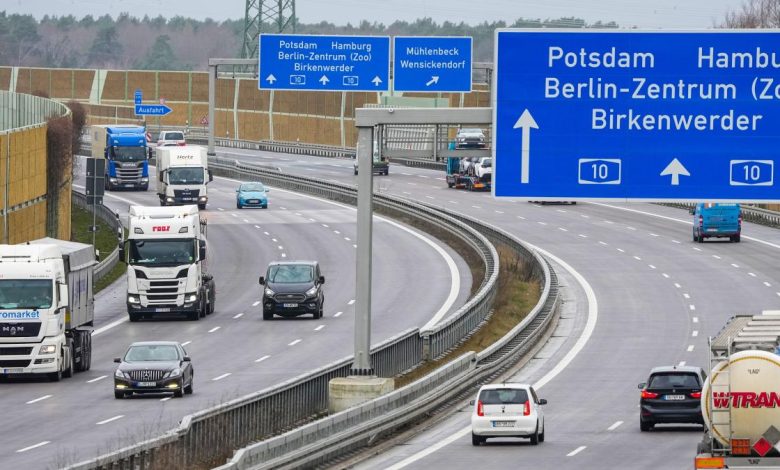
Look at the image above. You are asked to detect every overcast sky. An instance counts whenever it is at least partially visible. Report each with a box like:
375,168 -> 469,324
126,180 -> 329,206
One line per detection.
2,0 -> 745,28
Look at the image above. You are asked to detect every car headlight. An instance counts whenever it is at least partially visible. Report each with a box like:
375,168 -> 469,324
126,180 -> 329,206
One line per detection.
305,286 -> 318,297
127,295 -> 140,304
164,368 -> 182,378
110,178 -> 118,182
166,197 -> 174,202
114,369 -> 126,378
141,177 -> 149,182
198,196 -> 207,202
185,293 -> 198,303
264,287 -> 275,297
39,345 -> 56,355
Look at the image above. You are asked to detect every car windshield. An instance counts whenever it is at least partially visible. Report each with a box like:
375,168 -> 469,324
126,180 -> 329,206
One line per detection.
110,146 -> 147,162
459,128 -> 483,135
482,159 -> 492,167
648,372 -> 700,389
268,265 -> 314,283
124,345 -> 180,362
0,279 -> 53,309
162,132 -> 184,141
129,239 -> 195,267
479,388 -> 529,405
240,183 -> 265,192
168,167 -> 204,185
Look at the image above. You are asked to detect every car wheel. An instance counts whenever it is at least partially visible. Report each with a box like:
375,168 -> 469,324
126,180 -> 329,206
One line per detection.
471,433 -> 484,446
732,234 -> 741,243
174,384 -> 184,398
539,423 -> 545,442
354,168 -> 358,175
184,375 -> 194,395
530,423 -> 540,445
263,309 -> 272,320
640,419 -> 653,432
114,391 -> 126,399
236,201 -> 242,209
692,231 -> 698,242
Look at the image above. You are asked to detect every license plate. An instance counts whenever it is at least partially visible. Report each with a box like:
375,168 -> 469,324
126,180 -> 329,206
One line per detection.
155,307 -> 171,313
125,184 -> 134,187
2,368 -> 23,374
249,199 -> 259,203
283,303 -> 298,308
707,228 -> 718,232
492,421 -> 515,428
664,394 -> 685,401
137,382 -> 156,387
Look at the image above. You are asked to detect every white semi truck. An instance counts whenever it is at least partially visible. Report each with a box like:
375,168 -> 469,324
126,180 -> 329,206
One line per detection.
696,311 -> 780,469
156,145 -> 212,210
120,205 -> 215,322
0,238 -> 96,381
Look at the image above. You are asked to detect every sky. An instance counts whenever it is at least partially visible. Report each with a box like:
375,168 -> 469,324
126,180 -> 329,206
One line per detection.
1,0 -> 745,28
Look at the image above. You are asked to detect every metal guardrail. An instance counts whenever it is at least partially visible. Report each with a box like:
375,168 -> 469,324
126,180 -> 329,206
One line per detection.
0,91 -> 71,132
72,191 -> 120,282
660,202 -> 780,229
64,156 -> 506,470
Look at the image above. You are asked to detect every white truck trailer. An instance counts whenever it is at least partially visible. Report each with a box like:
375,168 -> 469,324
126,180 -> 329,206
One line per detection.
0,238 -> 96,381
156,145 -> 212,210
120,205 -> 215,322
696,311 -> 780,469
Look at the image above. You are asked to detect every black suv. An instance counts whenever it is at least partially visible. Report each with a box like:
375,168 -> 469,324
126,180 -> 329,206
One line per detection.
638,365 -> 707,431
259,261 -> 324,320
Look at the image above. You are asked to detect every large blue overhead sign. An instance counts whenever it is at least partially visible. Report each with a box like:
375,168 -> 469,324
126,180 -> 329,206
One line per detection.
493,30 -> 780,202
259,34 -> 390,91
393,36 -> 472,92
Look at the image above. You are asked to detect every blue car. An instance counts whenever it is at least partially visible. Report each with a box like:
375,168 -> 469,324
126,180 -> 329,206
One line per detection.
236,182 -> 269,209
691,203 -> 741,243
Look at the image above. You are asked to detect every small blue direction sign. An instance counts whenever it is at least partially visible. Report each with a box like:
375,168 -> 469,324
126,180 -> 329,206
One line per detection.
134,89 -> 142,105
259,34 -> 390,91
393,36 -> 472,92
493,30 -> 780,203
135,104 -> 172,116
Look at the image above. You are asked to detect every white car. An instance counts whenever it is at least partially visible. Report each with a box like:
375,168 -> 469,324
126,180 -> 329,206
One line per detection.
475,157 -> 492,180
470,383 -> 546,446
157,130 -> 186,147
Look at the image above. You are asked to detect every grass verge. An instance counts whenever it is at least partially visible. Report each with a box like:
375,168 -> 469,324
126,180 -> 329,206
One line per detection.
71,202 -> 125,293
395,245 -> 540,388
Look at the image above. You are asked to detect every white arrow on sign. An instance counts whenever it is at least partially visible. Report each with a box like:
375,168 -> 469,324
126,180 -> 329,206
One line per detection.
513,109 -> 539,184
425,76 -> 440,87
371,76 -> 382,86
319,75 -> 330,85
265,74 -> 276,84
660,158 -> 690,185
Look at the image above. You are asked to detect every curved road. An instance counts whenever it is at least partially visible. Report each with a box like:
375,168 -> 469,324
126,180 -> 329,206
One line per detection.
218,148 -> 780,470
0,159 -> 471,468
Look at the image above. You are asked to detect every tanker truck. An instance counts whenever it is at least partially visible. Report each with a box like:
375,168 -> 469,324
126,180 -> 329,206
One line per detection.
696,311 -> 780,469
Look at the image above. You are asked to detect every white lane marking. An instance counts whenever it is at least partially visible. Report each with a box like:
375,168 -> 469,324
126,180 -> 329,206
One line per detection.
683,293 -> 691,299
662,273 -> 670,278
679,361 -> 687,367
567,446 -> 587,457
403,191 -> 412,195
732,263 -> 740,268
516,215 -> 526,220
598,241 -> 608,246
243,219 -> 249,223
279,206 -> 287,210
255,355 -> 270,363
254,225 -> 261,229
764,282 -> 772,287
674,283 -> 682,289
322,224 -> 329,228
272,238 -> 278,242
449,200 -> 459,204
314,325 -> 325,331
627,226 -> 637,231
407,182 -> 417,186
334,311 -> 343,317
777,292 -> 780,297
633,256 -> 642,261
87,375 -> 107,384
495,210 -> 504,214
578,234 -> 588,238
233,313 -> 244,319
472,205 -> 481,209
749,272 -> 757,277
281,253 -> 287,258
295,212 -> 302,216
16,441 -> 50,453
556,209 -> 567,213
617,248 -> 625,253
288,339 -> 302,346
672,240 -> 681,244
334,230 -> 341,234
689,305 -> 696,311
212,373 -> 231,381
208,326 -> 221,333
537,222 -> 548,226
264,231 -> 270,236
309,218 -> 317,222
385,231 -> 599,470
181,341 -> 192,346
693,317 -> 699,323
26,395 -> 52,405
581,214 -> 590,219
160,397 -> 172,402
344,237 -> 351,241
693,247 -> 702,252
604,220 -> 614,224
426,196 -> 435,200
252,301 -> 261,307
348,299 -> 355,305
231,213 -> 237,218
558,227 -> 568,232
712,255 -> 721,260
648,265 -> 656,270
277,245 -> 284,250
607,421 -> 623,431
353,244 -> 357,248
687,345 -> 695,352
692,331 -> 699,337
93,317 -> 128,336
218,208 -> 224,211
650,233 -> 659,237
97,415 -> 125,425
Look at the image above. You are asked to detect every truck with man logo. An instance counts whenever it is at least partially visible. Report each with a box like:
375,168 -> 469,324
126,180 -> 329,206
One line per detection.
0,238 -> 96,381
90,125 -> 151,191
120,205 -> 215,322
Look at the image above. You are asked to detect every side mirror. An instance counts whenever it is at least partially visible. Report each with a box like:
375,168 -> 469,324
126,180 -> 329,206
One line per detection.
258,276 -> 265,285
469,400 -> 475,406
208,169 -> 213,182
118,244 -> 125,263
58,282 -> 69,308
235,188 -> 240,193
637,382 -> 646,390
113,357 -> 121,363
265,188 -> 270,193
159,169 -> 164,183
182,356 -> 191,362
147,148 -> 152,160
689,208 -> 695,215
538,398 -> 548,405
199,243 -> 207,261
319,275 -> 325,285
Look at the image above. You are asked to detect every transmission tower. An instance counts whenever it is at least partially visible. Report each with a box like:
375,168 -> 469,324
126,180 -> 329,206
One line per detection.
242,0 -> 296,60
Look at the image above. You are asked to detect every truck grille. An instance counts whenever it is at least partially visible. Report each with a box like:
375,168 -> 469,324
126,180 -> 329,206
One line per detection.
0,347 -> 32,355
145,280 -> 181,303
0,360 -> 31,368
128,370 -> 166,381
273,293 -> 306,303
0,323 -> 41,337
173,189 -> 200,201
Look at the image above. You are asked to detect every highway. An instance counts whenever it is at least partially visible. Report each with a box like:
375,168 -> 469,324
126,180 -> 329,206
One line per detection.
216,147 -> 780,469
0,160 -> 471,468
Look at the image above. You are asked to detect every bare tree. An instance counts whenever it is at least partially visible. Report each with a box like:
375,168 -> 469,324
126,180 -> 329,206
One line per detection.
723,0 -> 780,27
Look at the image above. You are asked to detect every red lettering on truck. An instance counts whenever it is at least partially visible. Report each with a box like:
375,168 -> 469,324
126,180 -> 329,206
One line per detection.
152,226 -> 171,232
713,391 -> 780,408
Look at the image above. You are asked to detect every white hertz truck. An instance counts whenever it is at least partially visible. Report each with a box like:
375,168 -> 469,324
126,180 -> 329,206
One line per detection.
156,145 -> 212,210
120,205 -> 215,322
0,238 -> 95,381
696,311 -> 780,469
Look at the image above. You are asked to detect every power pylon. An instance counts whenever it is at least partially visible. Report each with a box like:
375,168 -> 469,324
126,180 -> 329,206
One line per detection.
242,0 -> 296,59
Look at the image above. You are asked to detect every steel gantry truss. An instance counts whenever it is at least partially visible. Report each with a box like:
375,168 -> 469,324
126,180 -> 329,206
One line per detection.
241,0 -> 297,60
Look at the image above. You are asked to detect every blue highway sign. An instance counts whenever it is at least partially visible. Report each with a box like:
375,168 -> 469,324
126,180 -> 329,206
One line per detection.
134,89 -> 142,105
493,30 -> 780,202
259,34 -> 390,91
135,104 -> 172,116
393,36 -> 472,92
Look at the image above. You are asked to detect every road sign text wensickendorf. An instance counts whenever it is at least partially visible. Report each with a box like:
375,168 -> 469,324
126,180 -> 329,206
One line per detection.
259,34 -> 390,91
493,30 -> 780,202
393,36 -> 472,92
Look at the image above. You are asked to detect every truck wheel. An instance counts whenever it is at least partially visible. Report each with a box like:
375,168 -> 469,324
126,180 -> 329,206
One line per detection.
208,289 -> 216,315
198,204 -> 206,210
354,168 -> 358,175
447,183 -> 454,188
188,309 -> 200,321
63,341 -> 74,378
141,184 -> 149,191
128,312 -> 141,322
47,369 -> 62,382
83,331 -> 92,371
159,199 -> 166,206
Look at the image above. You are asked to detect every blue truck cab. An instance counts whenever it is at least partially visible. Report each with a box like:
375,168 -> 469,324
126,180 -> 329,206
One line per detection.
90,125 -> 150,191
691,203 -> 741,243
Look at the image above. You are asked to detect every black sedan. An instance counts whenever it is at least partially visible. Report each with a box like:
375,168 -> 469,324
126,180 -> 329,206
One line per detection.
113,341 -> 194,398
638,365 -> 706,431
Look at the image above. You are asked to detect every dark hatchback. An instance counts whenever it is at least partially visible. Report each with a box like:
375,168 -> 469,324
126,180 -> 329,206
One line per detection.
114,341 -> 194,398
259,261 -> 324,320
638,365 -> 706,431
